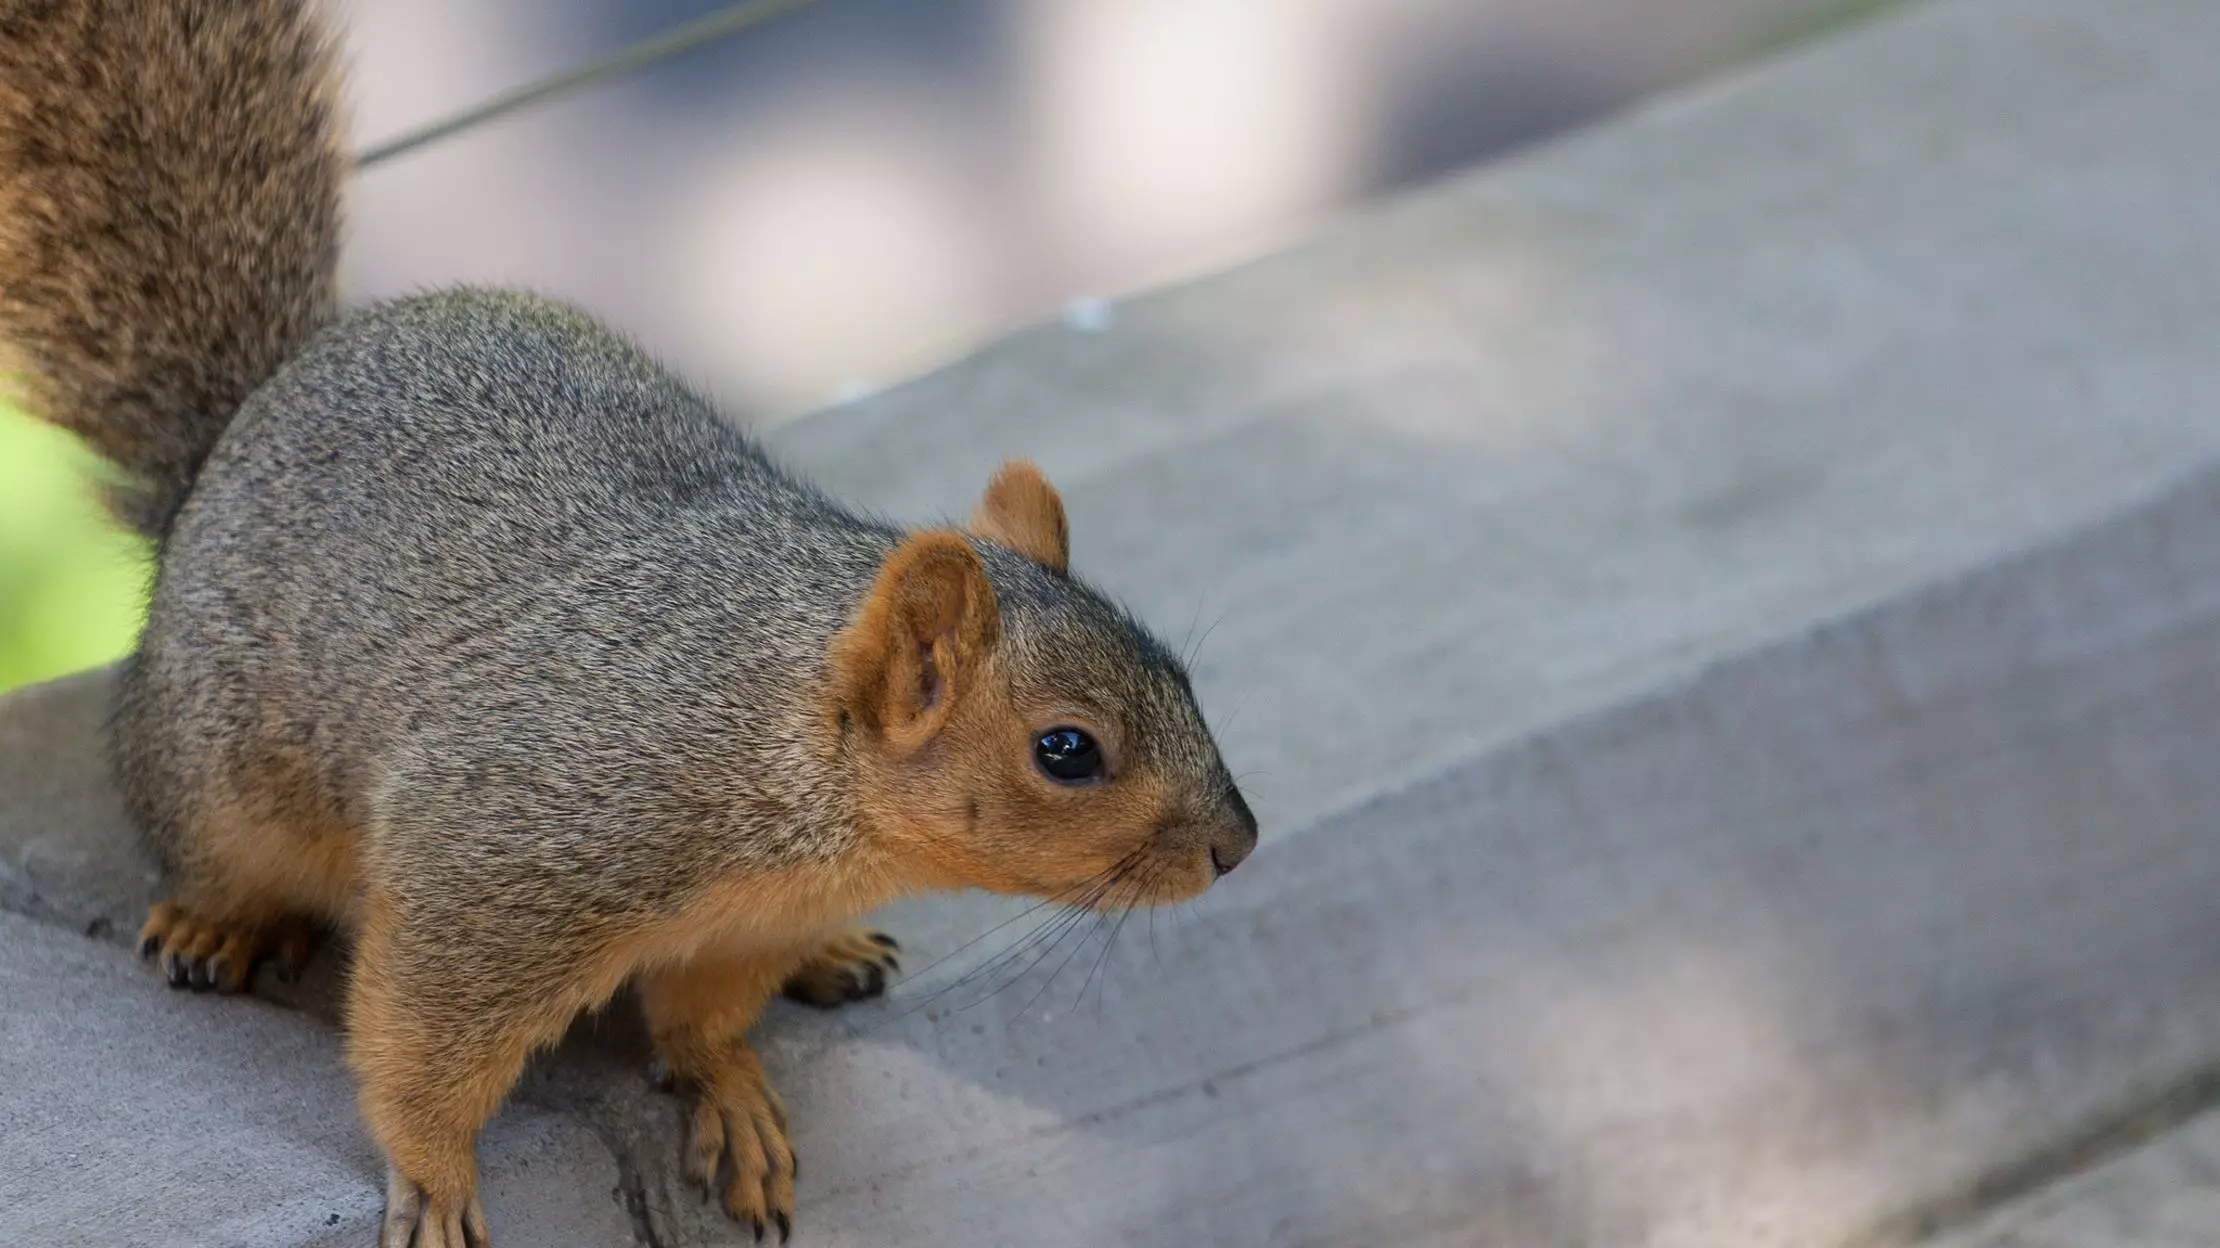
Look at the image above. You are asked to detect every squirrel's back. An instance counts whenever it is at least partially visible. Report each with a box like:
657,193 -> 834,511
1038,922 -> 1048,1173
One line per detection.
0,0 -> 919,873
143,288 -> 903,863
0,0 -> 345,537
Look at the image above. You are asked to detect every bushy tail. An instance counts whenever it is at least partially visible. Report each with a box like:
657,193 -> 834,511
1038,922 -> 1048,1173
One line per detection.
0,0 -> 347,537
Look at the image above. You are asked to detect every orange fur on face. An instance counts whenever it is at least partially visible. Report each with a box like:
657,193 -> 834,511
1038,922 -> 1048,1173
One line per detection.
969,458 -> 1069,574
831,520 -> 1221,911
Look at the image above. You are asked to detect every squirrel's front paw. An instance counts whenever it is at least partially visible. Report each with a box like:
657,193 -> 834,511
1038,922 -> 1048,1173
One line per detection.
380,1163 -> 489,1248
781,929 -> 899,1009
679,1043 -> 795,1242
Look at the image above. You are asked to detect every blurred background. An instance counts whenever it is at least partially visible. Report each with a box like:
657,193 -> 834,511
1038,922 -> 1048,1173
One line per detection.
0,0 -> 1902,693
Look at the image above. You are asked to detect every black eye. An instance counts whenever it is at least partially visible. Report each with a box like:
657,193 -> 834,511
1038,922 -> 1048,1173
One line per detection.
1033,727 -> 1104,784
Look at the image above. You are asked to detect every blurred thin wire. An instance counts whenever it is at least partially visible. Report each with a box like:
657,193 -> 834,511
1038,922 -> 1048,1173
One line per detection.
355,0 -> 821,169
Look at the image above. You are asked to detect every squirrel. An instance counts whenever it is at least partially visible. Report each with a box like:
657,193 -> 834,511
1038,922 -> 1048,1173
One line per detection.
0,3 -> 1257,1245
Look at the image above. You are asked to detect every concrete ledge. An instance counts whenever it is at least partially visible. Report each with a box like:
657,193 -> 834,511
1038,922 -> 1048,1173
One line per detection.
740,465 -> 2220,1246
773,0 -> 2220,835
1926,1100 -> 2220,1247
19,464 -> 2220,1245
10,0 -> 2220,1244
0,909 -> 638,1247
0,667 -> 155,938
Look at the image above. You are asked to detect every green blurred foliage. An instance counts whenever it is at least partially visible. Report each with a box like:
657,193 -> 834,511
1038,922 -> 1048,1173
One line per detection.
0,404 -> 148,693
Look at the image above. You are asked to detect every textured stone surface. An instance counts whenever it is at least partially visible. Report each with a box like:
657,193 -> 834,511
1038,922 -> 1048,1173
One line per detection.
10,0 -> 2220,1245
732,467 -> 2220,1247
0,910 -> 638,1248
772,0 -> 2220,838
0,668 -> 158,939
1927,1106 -> 2220,1248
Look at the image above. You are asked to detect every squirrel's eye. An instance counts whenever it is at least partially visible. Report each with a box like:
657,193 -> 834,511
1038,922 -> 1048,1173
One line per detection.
1033,727 -> 1104,784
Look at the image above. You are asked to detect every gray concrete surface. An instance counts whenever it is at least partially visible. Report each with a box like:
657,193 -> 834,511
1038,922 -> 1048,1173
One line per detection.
774,0 -> 2220,839
10,0 -> 2220,1244
1923,1101 -> 2220,1247
0,667 -> 157,939
0,908 -> 640,1247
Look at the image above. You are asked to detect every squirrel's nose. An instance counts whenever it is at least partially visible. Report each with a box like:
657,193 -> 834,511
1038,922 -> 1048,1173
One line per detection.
1209,788 -> 1260,877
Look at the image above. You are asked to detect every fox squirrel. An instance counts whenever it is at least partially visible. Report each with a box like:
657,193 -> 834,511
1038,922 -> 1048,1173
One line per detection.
0,3 -> 1257,1244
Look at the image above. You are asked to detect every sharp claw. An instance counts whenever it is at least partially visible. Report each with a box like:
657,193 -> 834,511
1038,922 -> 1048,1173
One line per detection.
863,966 -> 886,997
869,932 -> 898,949
776,1212 -> 791,1242
138,934 -> 160,958
164,953 -> 191,987
752,1216 -> 766,1242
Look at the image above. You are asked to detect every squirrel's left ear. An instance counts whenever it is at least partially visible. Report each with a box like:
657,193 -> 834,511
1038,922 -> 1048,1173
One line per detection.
830,530 -> 1001,752
970,459 -> 1069,574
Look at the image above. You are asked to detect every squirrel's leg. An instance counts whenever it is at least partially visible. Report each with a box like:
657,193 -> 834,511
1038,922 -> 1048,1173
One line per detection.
639,952 -> 806,1242
780,927 -> 901,1008
348,893 -> 567,1248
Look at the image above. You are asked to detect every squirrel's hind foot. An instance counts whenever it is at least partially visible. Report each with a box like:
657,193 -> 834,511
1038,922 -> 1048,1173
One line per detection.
781,930 -> 900,1009
135,902 -> 313,994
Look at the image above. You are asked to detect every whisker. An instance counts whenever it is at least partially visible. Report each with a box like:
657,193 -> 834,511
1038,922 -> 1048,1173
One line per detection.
890,906 -> 1090,1024
1218,693 -> 1252,733
1079,891 -> 1139,1019
937,850 -> 1151,1017
853,845 -> 1166,1038
930,887 -> 1108,1004
980,905 -> 1101,1017
1017,907 -> 1111,1018
1185,612 -> 1227,669
888,879 -> 1096,989
1009,850 -> 1154,1018
878,867 -> 1131,1024
1146,896 -> 1162,969
1179,599 -> 1206,666
1083,853 -> 1167,1015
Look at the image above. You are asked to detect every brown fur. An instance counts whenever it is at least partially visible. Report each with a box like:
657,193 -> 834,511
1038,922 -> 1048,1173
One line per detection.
970,458 -> 1071,573
349,855 -> 905,1241
0,4 -> 1258,1243
0,0 -> 345,536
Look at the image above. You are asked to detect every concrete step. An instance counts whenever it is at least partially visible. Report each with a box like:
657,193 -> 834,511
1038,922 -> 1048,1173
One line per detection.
0,906 -> 640,1247
1921,1097 -> 2220,1247
769,0 -> 2220,842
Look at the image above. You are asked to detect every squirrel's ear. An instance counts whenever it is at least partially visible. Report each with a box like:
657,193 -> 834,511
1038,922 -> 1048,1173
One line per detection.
830,530 -> 1001,750
969,459 -> 1069,574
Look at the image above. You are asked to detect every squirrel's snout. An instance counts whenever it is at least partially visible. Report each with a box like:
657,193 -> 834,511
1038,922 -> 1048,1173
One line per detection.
1209,843 -> 1244,877
1208,789 -> 1260,877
